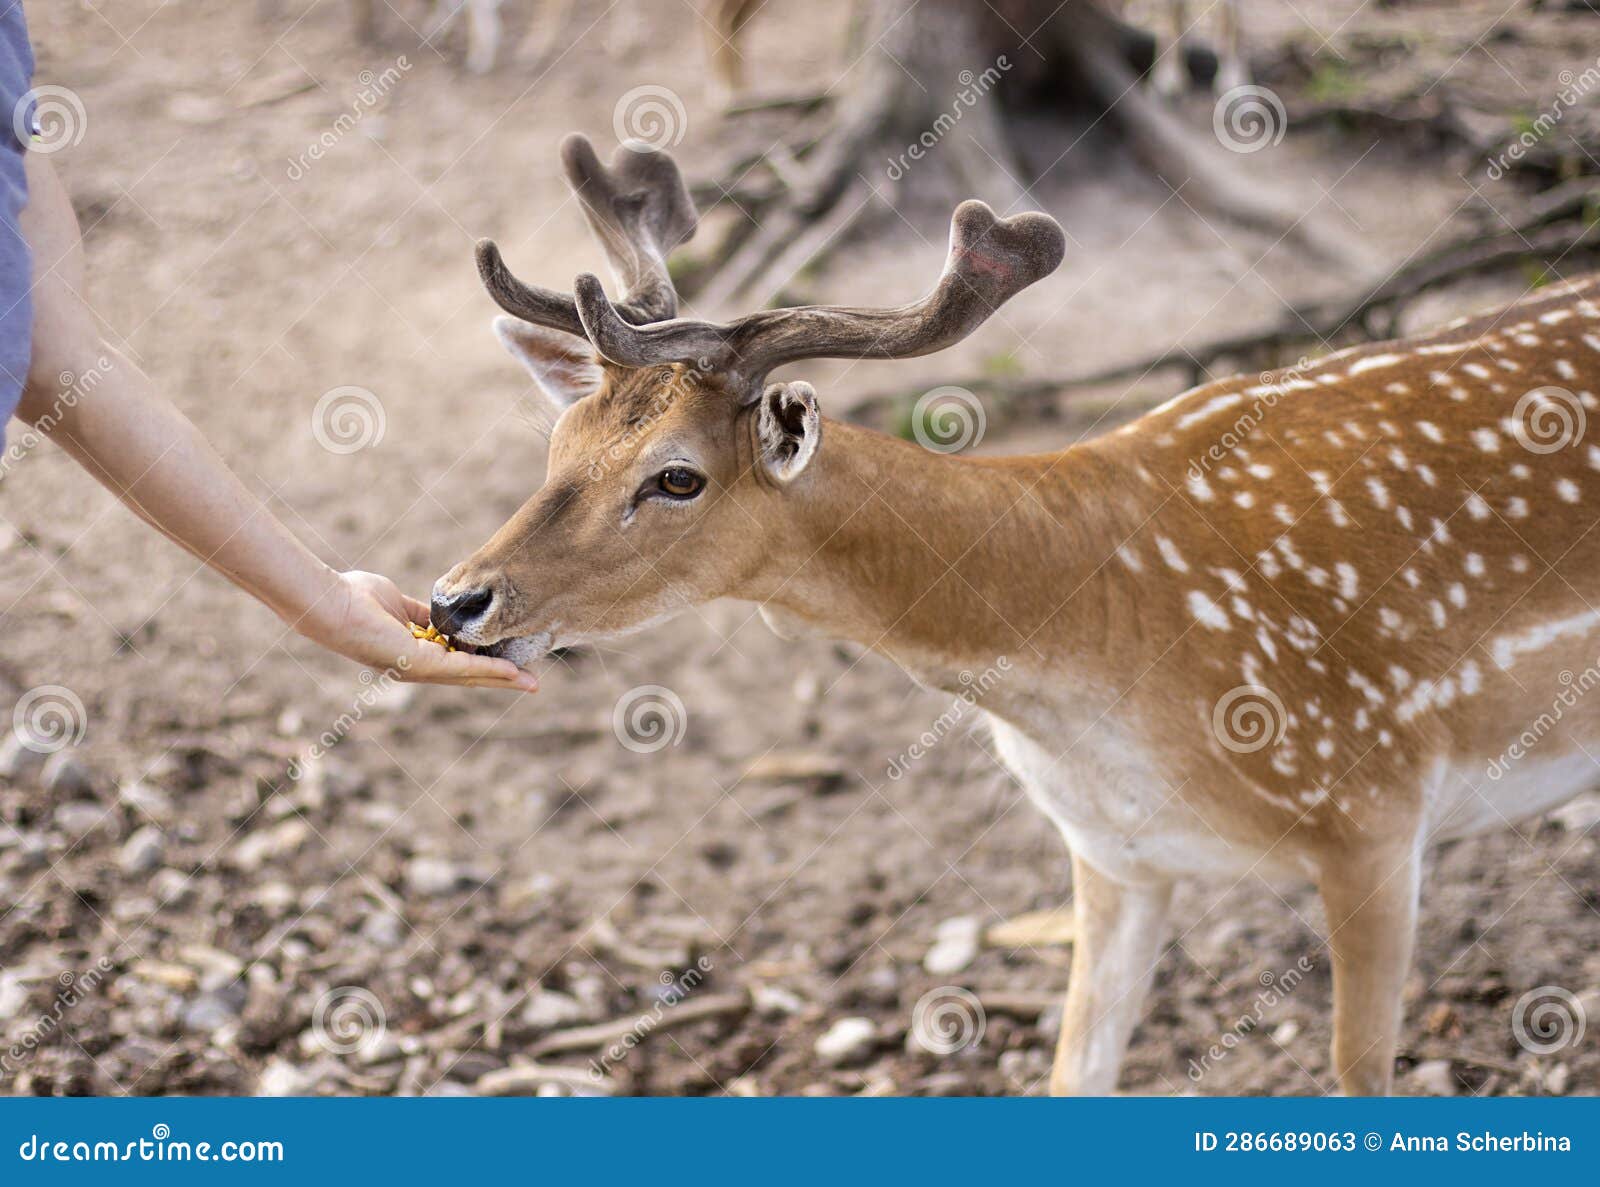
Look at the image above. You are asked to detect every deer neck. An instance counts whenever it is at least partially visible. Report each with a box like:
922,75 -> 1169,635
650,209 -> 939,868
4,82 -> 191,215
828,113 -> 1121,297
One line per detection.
739,417 -> 1137,699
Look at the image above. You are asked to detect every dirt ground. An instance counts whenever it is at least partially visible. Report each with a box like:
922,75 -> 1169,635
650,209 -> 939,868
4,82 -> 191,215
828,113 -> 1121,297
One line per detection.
0,0 -> 1597,1096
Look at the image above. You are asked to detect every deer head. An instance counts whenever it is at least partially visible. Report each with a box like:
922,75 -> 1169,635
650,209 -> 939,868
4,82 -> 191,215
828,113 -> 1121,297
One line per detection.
432,133 -> 1065,666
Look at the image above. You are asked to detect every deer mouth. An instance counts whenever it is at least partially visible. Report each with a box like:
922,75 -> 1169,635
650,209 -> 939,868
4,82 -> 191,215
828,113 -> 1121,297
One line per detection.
476,631 -> 555,669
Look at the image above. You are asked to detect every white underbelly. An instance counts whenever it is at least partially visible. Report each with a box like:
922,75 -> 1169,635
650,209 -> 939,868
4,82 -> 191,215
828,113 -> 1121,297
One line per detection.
1428,749 -> 1600,840
985,713 -> 1261,882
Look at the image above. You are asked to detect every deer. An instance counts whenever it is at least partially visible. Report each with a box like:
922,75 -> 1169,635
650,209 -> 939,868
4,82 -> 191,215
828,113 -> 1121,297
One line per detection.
433,132 -> 1600,1095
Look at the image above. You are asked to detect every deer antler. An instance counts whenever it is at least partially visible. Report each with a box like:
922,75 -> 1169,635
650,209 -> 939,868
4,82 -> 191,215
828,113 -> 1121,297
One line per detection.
570,201 -> 1066,394
476,132 -> 698,336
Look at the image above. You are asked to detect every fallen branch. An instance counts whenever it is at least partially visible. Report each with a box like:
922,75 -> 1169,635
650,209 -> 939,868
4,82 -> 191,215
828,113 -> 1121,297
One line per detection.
530,990 -> 751,1058
475,1062 -> 613,1096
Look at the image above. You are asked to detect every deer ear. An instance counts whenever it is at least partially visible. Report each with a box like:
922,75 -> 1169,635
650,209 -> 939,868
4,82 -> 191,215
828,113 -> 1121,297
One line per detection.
756,381 -> 820,483
492,316 -> 603,412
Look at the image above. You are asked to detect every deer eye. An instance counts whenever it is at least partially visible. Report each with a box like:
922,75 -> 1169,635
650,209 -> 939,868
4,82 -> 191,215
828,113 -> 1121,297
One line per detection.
655,466 -> 705,500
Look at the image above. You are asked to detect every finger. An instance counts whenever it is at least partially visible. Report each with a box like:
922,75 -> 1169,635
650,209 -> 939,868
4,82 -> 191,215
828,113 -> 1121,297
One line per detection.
401,594 -> 431,626
403,646 -> 539,690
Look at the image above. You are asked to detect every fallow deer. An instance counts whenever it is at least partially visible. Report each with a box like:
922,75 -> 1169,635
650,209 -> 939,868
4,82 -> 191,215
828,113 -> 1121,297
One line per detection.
435,132 -> 1600,1095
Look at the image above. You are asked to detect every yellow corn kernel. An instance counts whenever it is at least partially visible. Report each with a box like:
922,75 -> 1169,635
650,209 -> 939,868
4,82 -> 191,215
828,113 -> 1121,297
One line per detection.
408,622 -> 456,651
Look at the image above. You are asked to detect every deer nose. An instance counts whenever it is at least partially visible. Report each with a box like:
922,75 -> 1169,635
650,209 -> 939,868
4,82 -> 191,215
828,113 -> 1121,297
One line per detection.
430,583 -> 495,636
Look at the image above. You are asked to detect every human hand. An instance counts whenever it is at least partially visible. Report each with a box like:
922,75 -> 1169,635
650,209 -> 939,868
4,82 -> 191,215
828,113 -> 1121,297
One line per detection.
299,570 -> 539,693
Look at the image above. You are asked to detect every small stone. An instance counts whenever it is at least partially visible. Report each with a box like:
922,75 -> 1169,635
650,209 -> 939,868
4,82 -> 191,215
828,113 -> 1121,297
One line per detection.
53,800 -> 107,837
257,1058 -> 316,1097
181,985 -> 246,1033
814,1017 -> 877,1066
1410,1059 -> 1458,1097
229,819 -> 310,871
118,779 -> 173,821
1545,1063 -> 1571,1096
359,911 -> 406,949
403,855 -> 493,898
1271,1019 -> 1300,1044
256,881 -> 298,916
42,752 -> 94,797
119,825 -> 165,875
924,916 -> 982,975
149,868 -> 194,908
520,989 -> 583,1030
752,984 -> 805,1017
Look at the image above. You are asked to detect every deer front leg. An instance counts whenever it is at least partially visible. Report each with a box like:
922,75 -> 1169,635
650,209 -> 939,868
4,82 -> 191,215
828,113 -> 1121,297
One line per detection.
1050,853 -> 1174,1095
1319,844 -> 1421,1095
1150,0 -> 1190,97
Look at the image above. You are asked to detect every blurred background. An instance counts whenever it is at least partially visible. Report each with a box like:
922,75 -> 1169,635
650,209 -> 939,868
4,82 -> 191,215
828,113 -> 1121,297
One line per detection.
0,0 -> 1597,1096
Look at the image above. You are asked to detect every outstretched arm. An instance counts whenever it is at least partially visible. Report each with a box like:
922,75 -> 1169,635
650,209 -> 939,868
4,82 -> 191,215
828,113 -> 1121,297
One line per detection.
11,153 -> 537,693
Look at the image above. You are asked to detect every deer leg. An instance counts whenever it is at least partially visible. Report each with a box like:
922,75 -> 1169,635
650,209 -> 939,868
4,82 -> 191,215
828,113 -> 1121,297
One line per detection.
463,0 -> 502,74
1319,844 -> 1420,1096
1150,0 -> 1190,97
1212,0 -> 1249,93
1050,853 -> 1174,1095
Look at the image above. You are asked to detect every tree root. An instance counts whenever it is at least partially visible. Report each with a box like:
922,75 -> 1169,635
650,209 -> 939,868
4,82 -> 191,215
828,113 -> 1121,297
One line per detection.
848,210 -> 1600,421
